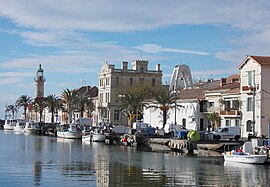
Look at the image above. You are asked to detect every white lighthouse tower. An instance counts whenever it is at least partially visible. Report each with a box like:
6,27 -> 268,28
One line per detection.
34,64 -> 46,99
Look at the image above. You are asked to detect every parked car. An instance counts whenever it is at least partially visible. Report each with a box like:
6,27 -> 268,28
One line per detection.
132,122 -> 155,136
211,126 -> 241,140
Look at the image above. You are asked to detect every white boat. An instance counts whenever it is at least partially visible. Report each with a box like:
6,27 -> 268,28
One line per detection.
13,120 -> 26,133
24,121 -> 38,134
223,152 -> 267,164
3,119 -> 17,130
57,123 -> 82,139
82,128 -> 106,142
91,129 -> 106,142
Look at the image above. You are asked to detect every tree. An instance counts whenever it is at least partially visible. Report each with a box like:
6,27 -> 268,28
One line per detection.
76,93 -> 89,118
46,94 -> 59,124
34,98 -> 47,122
146,89 -> 182,129
119,87 -> 150,127
5,104 -> 18,119
16,95 -> 32,121
61,89 -> 78,123
206,112 -> 221,130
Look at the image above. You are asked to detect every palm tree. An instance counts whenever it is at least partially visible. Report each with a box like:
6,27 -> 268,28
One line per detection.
85,97 -> 95,118
5,104 -> 18,119
16,95 -> 32,120
119,87 -> 148,127
146,89 -> 182,129
61,89 -> 78,123
46,94 -> 59,124
76,93 -> 89,118
34,98 -> 47,122
206,112 -> 221,130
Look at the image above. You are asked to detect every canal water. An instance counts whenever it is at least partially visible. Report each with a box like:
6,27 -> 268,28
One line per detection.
0,130 -> 269,187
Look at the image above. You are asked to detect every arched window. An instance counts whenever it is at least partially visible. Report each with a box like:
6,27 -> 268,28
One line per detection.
116,77 -> 119,86
246,120 -> 252,132
152,78 -> 155,87
130,78 -> 133,86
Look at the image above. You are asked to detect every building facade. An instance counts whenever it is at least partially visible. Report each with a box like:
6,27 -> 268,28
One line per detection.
239,56 -> 270,138
98,60 -> 162,126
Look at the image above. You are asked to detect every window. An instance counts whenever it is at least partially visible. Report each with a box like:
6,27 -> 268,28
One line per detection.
130,78 -> 133,86
139,77 -> 144,84
235,119 -> 240,126
225,119 -> 231,126
152,78 -> 155,87
221,128 -> 228,133
114,110 -> 119,120
247,97 -> 253,111
247,71 -> 253,86
224,101 -> 231,110
182,118 -> 186,128
246,120 -> 252,132
209,102 -> 214,108
116,77 -> 119,86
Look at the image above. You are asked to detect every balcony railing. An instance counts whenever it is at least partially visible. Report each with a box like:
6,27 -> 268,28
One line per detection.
219,110 -> 241,117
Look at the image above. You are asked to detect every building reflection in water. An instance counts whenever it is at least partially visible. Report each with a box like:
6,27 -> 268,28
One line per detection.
20,135 -> 270,187
33,161 -> 42,186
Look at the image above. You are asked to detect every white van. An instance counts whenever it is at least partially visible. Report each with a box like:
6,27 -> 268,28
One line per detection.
212,126 -> 241,141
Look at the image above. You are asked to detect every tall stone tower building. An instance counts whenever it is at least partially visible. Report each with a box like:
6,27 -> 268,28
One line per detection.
34,64 -> 46,99
98,60 -> 162,126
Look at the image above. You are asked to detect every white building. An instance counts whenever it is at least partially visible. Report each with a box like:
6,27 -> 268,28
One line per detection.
144,80 -> 220,131
205,75 -> 241,129
239,56 -> 270,138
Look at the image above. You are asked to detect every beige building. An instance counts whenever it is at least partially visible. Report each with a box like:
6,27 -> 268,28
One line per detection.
98,60 -> 162,126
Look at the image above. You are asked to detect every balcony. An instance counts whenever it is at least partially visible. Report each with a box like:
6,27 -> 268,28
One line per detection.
219,110 -> 241,117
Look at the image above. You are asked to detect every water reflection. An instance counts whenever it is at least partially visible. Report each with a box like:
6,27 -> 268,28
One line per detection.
0,131 -> 270,187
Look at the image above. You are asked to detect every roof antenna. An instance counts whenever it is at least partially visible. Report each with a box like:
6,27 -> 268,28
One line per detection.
140,51 -> 143,60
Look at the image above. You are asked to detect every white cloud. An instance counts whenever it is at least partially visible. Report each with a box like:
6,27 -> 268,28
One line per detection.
0,72 -> 33,77
0,77 -> 23,85
0,0 -> 269,32
135,44 -> 209,56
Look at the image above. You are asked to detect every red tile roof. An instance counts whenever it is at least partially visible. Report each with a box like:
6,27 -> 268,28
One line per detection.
250,56 -> 270,66
239,56 -> 270,69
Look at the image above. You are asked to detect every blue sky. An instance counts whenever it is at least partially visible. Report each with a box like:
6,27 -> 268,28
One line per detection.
1,0 -> 270,119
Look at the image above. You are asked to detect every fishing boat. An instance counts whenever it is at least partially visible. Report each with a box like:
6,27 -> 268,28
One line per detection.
24,121 -> 38,134
3,119 -> 17,130
82,128 -> 105,142
223,152 -> 267,164
57,123 -> 82,139
13,120 -> 26,133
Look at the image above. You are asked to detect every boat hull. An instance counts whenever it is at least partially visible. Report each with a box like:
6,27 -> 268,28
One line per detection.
3,125 -> 14,131
92,134 -> 106,142
57,131 -> 82,139
223,154 -> 267,164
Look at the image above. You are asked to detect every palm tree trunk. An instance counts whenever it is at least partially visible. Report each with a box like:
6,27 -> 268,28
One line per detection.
24,107 -> 27,121
162,110 -> 167,129
51,111 -> 54,124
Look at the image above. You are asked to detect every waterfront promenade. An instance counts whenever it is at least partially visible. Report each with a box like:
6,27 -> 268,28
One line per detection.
0,130 -> 269,186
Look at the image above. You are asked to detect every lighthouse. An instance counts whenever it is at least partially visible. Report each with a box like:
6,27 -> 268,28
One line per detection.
34,64 -> 46,99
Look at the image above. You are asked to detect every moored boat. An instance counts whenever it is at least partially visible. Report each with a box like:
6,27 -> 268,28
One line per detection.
13,120 -> 26,133
57,123 -> 82,139
3,119 -> 17,130
223,152 -> 267,164
24,121 -> 38,134
82,128 -> 106,142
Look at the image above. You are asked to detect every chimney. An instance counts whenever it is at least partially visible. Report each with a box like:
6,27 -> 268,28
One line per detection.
220,78 -> 226,87
122,61 -> 128,71
156,64 -> 160,71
